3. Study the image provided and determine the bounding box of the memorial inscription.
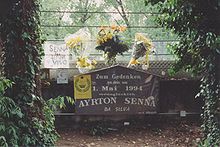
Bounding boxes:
[74,65,159,115]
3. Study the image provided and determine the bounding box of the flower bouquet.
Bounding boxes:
[65,28,97,73]
[128,33,153,70]
[95,25,129,65]
[76,56,97,73]
[65,28,92,56]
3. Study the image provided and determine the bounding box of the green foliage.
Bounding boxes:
[30,96,74,146]
[0,78,21,147]
[39,0,177,41]
[0,77,75,146]
[0,77,13,92]
[145,0,220,145]
[0,1,77,146]
[0,0,61,146]
[146,0,220,73]
[0,78,44,146]
[198,138,219,147]
[0,1,77,145]
[0,136,8,147]
[46,95,74,112]
[36,96,74,146]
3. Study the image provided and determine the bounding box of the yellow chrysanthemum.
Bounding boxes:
[76,57,97,69]
[96,25,127,46]
[66,36,82,49]
[97,32,113,45]
[111,25,117,31]
[120,26,127,32]
[91,59,97,65]
[76,57,87,67]
[129,58,140,65]
[106,32,113,40]
[135,33,153,49]
[88,60,97,69]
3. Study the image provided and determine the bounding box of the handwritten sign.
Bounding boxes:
[43,42,69,68]
[74,65,159,115]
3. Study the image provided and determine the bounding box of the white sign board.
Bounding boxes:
[43,42,69,68]
[56,69,68,84]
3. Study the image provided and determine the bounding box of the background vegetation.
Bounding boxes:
[39,0,177,41]
[146,0,220,145]
[0,0,59,146]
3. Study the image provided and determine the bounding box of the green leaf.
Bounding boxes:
[216,48,220,54]
[0,136,8,147]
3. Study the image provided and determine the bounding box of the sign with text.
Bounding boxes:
[43,42,69,68]
[74,65,159,115]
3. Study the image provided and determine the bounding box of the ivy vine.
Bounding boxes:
[145,0,220,145]
[0,0,58,146]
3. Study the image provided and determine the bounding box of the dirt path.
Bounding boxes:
[56,117,202,147]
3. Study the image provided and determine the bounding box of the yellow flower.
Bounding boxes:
[111,25,117,31]
[76,57,86,67]
[97,25,127,46]
[106,32,113,40]
[120,26,127,32]
[129,58,140,65]
[96,40,100,45]
[91,59,97,65]
[135,33,153,49]
[76,57,97,69]
[66,36,82,49]
[88,59,97,69]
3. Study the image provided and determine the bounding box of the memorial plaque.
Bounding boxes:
[74,65,159,115]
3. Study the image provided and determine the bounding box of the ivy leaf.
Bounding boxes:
[0,136,8,147]
[21,32,31,40]
[216,48,220,54]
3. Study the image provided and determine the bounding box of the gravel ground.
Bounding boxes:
[55,116,202,147]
